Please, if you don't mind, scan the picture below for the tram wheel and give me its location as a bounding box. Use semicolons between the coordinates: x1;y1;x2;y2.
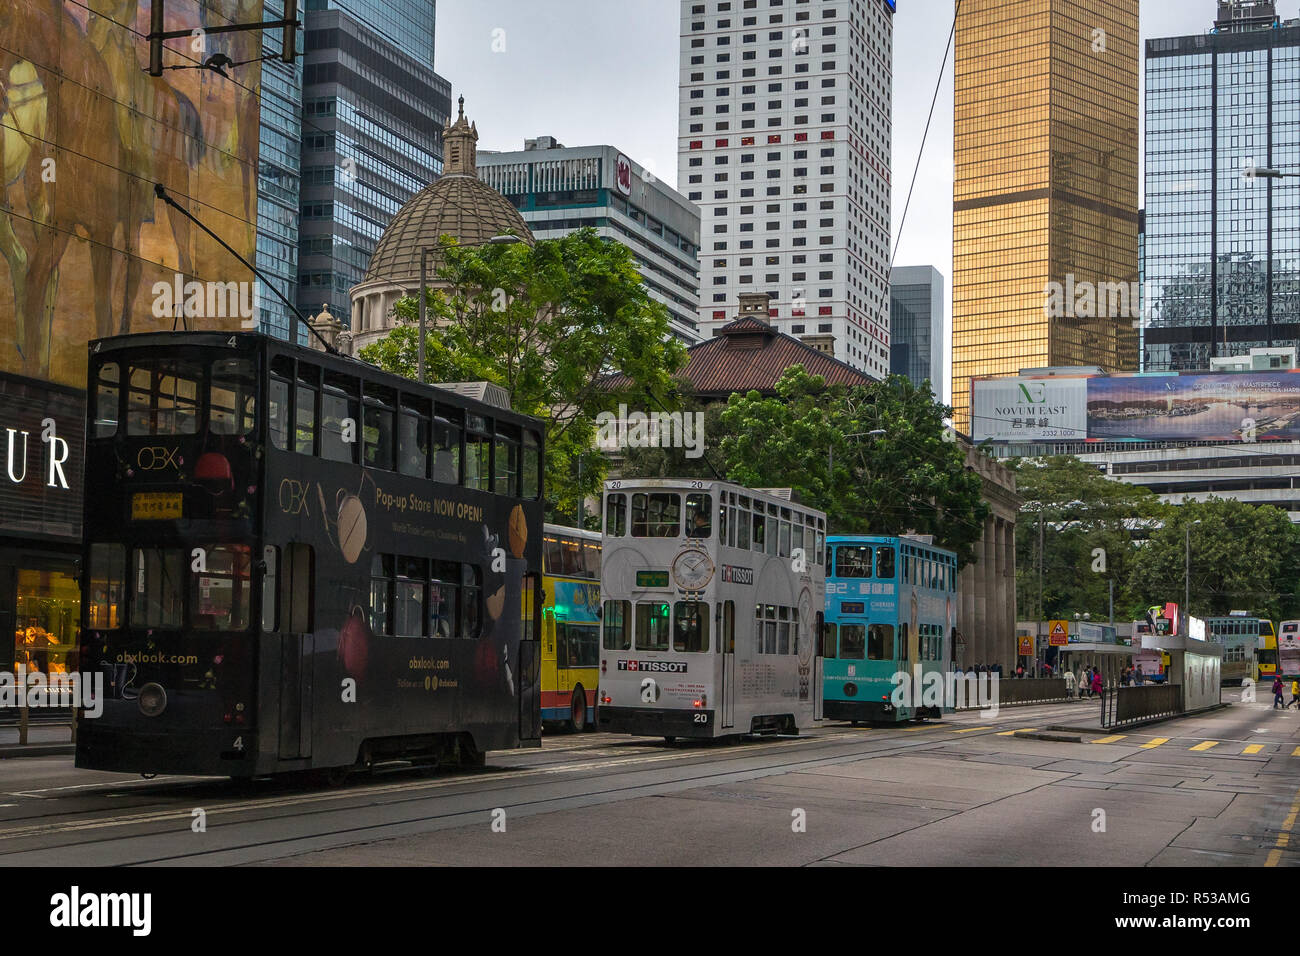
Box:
663;736;677;744
568;687;588;734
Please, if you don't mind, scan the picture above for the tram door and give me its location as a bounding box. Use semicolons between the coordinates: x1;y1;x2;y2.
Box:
518;574;542;743
721;600;736;729
813;612;824;721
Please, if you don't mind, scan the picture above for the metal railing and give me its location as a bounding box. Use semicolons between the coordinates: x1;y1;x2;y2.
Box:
1102;683;1184;729
953;677;1069;710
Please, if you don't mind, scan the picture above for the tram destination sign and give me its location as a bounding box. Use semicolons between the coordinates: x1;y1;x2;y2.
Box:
636;570;669;588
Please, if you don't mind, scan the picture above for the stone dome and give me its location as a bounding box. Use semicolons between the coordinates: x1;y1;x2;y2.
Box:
362;97;534;285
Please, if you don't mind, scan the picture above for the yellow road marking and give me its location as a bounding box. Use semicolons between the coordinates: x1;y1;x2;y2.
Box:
1267;849;1283;866
1293;746;1300;757
952;726;992;734
996;729;1035;736
1092;735;1127;744
1244;744;1265;755
1190;741;1219;751
1141;738;1169;749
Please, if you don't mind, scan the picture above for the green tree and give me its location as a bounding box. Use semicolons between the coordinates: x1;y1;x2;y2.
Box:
619;394;727;480
359;229;687;519
1127;498;1300;622
716;367;988;563
1010;456;1166;622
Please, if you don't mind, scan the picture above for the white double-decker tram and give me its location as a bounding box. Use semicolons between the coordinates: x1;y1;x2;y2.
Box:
596;479;826;741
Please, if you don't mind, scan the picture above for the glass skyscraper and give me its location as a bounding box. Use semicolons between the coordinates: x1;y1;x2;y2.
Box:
1143;1;1300;371
889;265;946;402
256;0;305;342
306;0;437;65
296;2;450;328
951;0;1139;434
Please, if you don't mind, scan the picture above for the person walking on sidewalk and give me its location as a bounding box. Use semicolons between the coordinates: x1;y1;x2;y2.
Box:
1274;676;1286;709
1290;679;1300;710
1064;669;1076;698
1091;670;1103;699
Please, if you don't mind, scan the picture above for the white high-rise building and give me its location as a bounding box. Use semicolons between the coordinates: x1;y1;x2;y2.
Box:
678;0;894;377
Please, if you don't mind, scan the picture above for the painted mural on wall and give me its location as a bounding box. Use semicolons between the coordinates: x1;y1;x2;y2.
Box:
0;0;263;387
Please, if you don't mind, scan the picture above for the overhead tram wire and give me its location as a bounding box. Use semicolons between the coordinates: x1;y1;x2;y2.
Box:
889;0;961;271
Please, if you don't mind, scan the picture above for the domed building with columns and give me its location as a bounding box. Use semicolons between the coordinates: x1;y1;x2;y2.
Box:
346;98;534;355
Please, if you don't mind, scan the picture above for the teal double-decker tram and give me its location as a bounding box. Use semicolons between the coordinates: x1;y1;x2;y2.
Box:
821;535;958;724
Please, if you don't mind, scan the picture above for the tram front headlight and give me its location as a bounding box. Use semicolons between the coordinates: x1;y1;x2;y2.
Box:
138;682;167;718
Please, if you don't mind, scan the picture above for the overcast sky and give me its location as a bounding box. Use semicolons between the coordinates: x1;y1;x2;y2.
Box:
435;1;1265;397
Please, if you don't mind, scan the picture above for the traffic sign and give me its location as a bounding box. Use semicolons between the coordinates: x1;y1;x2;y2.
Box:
1048;619;1069;646
1018;635;1033;656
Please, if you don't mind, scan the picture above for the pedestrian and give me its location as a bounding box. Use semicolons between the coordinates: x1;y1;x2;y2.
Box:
1273;676;1285;709
1135;664;1144;686
1091;670;1103;699
1081;667;1091;698
1063;668;1075;698
1291;679;1300;710
1016;663;1024;679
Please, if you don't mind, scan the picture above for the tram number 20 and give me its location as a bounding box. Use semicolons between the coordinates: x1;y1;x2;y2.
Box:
693;713;709;724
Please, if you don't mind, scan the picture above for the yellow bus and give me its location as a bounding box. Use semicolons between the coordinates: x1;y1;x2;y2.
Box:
540;524;601;732
1258;619;1278;682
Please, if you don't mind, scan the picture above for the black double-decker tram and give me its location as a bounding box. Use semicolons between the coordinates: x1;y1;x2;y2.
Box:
76;331;544;779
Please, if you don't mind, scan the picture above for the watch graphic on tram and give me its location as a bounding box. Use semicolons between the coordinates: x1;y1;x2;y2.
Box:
672;548;715;591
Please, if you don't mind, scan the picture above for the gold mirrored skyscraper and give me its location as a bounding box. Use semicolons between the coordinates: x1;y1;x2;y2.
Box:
952;0;1139;434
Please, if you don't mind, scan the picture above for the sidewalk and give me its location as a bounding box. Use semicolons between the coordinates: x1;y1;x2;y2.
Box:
0;720;75;758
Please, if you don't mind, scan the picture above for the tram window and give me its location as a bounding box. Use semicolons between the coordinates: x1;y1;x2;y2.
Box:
723;600;735;653
269;377;291;451
130;548;184;629
398;408;430;477
686;493;713;538
635;602;671;651
282;544;314;633
737;506;750;548
632;493;681;537
605;494;627;537
719;501;728;544
370;555;393;636
839;623;865;659
751;511;765;551
494;424;520;496
816;530;824;566
191;544;251;631
464;415;492;491
727;506;737;547
822;621;836;658
543;536;561;575
778;520;791;558
876;547;896;579
790;523;803;562
561;623;600;668
778;606;791;654
433;411;462;483
673;601;710;652
295;384;317;455
261;546;278;632
582;540;601;579
321;375;360;463
764;605;777;654
430;561;460;639
395;557;426;637
522;431;541;499
209;358;256;436
93;363;120;438
88;543;125;630
603;600;632;650
561;537;585;576
127;361;201;435
867;623;895;661
835;546;872;578
462;565;483;638
363;390;397;472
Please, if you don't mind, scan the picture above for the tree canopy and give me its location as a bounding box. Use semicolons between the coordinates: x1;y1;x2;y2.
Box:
359;228;687;520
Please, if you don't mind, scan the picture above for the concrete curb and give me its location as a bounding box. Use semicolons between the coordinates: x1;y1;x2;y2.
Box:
1015;731;1082;743
0;744;74;758
1046;702;1232;735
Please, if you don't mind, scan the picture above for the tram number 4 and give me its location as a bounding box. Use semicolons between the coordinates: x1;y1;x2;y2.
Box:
693;713;708;724
233;736;244;751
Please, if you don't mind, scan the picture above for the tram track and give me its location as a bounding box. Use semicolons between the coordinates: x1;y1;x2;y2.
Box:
0;721;981;865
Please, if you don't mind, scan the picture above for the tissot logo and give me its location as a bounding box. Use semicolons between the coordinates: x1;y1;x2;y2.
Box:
721;565;754;585
618;660;687;673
